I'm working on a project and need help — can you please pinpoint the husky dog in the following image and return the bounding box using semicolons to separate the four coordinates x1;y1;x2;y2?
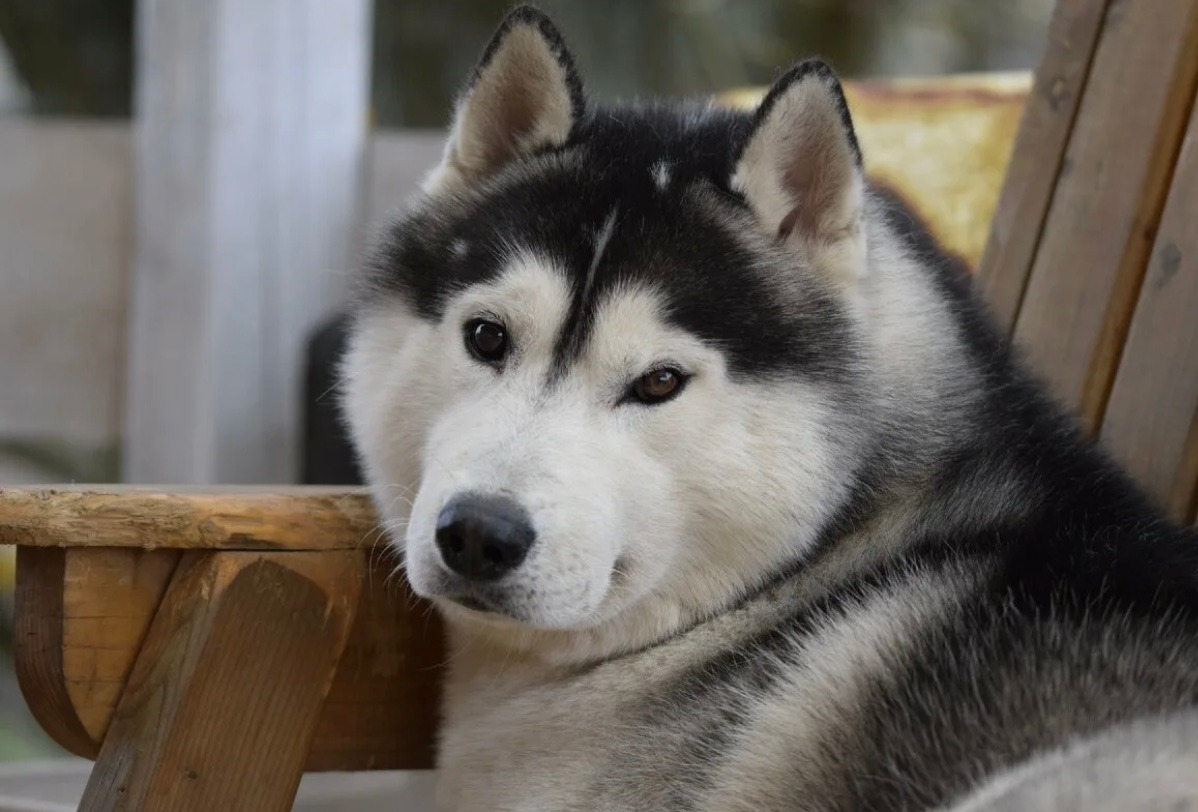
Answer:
342;7;1198;810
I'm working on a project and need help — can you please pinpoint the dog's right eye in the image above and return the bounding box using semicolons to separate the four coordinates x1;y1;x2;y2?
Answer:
465;319;508;365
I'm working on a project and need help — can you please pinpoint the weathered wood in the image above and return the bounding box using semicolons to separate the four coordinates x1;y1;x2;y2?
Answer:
1012;0;1198;428
1100;103;1198;518
309;552;442;770
0;487;376;550
62;548;183;741
79;551;362;811
13;545;444;771
978;0;1111;331
124;0;370;484
13;547;100;759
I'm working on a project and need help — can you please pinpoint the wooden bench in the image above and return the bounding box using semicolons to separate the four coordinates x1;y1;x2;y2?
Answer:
2;487;442;811
4;1;1198;808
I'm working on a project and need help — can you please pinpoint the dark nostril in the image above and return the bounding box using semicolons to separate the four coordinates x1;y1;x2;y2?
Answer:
435;494;536;581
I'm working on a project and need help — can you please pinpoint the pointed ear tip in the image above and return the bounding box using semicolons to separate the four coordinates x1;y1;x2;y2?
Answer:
752;57;862;168
500;5;561;36
782;59;845;95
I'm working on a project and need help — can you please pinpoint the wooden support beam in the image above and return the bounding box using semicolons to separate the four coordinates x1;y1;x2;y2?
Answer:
124;0;370;484
78;550;362;811
1101;102;1198;520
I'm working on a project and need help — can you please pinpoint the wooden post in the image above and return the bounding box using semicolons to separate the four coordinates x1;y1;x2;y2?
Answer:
124;0;371;484
78;550;363;811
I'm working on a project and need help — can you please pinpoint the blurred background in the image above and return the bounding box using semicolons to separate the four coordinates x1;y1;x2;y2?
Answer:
0;0;1050;778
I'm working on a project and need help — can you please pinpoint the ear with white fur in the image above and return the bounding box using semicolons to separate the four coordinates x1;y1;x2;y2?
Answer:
424;6;584;194
732;60;866;285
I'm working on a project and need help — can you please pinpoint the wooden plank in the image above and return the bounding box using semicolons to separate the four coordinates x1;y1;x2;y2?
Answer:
12;547;100;759
13;546;443;771
1012;0;1198;428
978;0;1110;330
62;548;183;741
1100;104;1198;517
308;551;442;770
0;119;130;446
79;550;362;811
124;0;370;484
0;487;375;550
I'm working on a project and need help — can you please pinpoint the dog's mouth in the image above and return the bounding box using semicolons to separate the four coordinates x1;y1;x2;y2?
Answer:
442;592;514;619
449;594;492;613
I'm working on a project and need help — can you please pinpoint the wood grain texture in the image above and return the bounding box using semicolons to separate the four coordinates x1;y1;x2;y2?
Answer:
79;551;362;811
63;548;183;741
12;545;444;771
1012;0;1198;428
978;0;1110;330
13;547;101;759
1100;103;1198;517
0;487;376;550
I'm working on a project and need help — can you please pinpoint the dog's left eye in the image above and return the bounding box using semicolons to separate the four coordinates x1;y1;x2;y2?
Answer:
465;319;508;364
628;368;686;405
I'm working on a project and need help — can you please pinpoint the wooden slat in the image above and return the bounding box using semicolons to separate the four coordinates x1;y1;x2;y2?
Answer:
978;0;1110;330
0;487;375;550
79;550;362;811
1100;103;1198;518
1012;0;1198;428
14;545;443;771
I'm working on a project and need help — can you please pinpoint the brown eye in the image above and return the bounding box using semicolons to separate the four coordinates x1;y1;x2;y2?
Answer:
630;368;686;405
465;319;508;364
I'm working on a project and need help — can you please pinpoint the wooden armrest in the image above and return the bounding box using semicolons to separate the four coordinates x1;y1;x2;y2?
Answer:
1;486;443;772
0;485;377;550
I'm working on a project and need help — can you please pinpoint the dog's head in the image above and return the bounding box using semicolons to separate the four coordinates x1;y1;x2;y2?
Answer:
344;7;882;647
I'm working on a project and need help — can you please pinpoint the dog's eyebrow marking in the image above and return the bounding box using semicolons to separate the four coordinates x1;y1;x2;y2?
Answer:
584;207;619;305
450;238;469;259
547;206;619;380
652;161;671;191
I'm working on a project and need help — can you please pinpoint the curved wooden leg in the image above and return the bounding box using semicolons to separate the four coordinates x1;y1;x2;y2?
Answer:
79;550;363;812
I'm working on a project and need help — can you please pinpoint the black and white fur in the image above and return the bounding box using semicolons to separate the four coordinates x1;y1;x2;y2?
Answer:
343;7;1198;810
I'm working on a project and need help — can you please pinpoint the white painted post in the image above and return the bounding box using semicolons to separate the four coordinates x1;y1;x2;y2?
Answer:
124;0;371;483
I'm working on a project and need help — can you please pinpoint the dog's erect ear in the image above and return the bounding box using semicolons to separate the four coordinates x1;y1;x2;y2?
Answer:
733;61;866;284
424;6;584;194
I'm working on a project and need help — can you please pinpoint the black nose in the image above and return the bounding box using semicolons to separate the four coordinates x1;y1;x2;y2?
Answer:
435;494;535;581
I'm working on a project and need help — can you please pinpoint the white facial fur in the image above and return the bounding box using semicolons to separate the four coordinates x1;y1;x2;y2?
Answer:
342;246;862;662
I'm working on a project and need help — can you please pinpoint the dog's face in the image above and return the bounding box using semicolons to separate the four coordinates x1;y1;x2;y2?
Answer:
344;7;871;638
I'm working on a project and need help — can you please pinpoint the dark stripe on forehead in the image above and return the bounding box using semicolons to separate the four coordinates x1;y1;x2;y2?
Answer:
548;207;619;380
